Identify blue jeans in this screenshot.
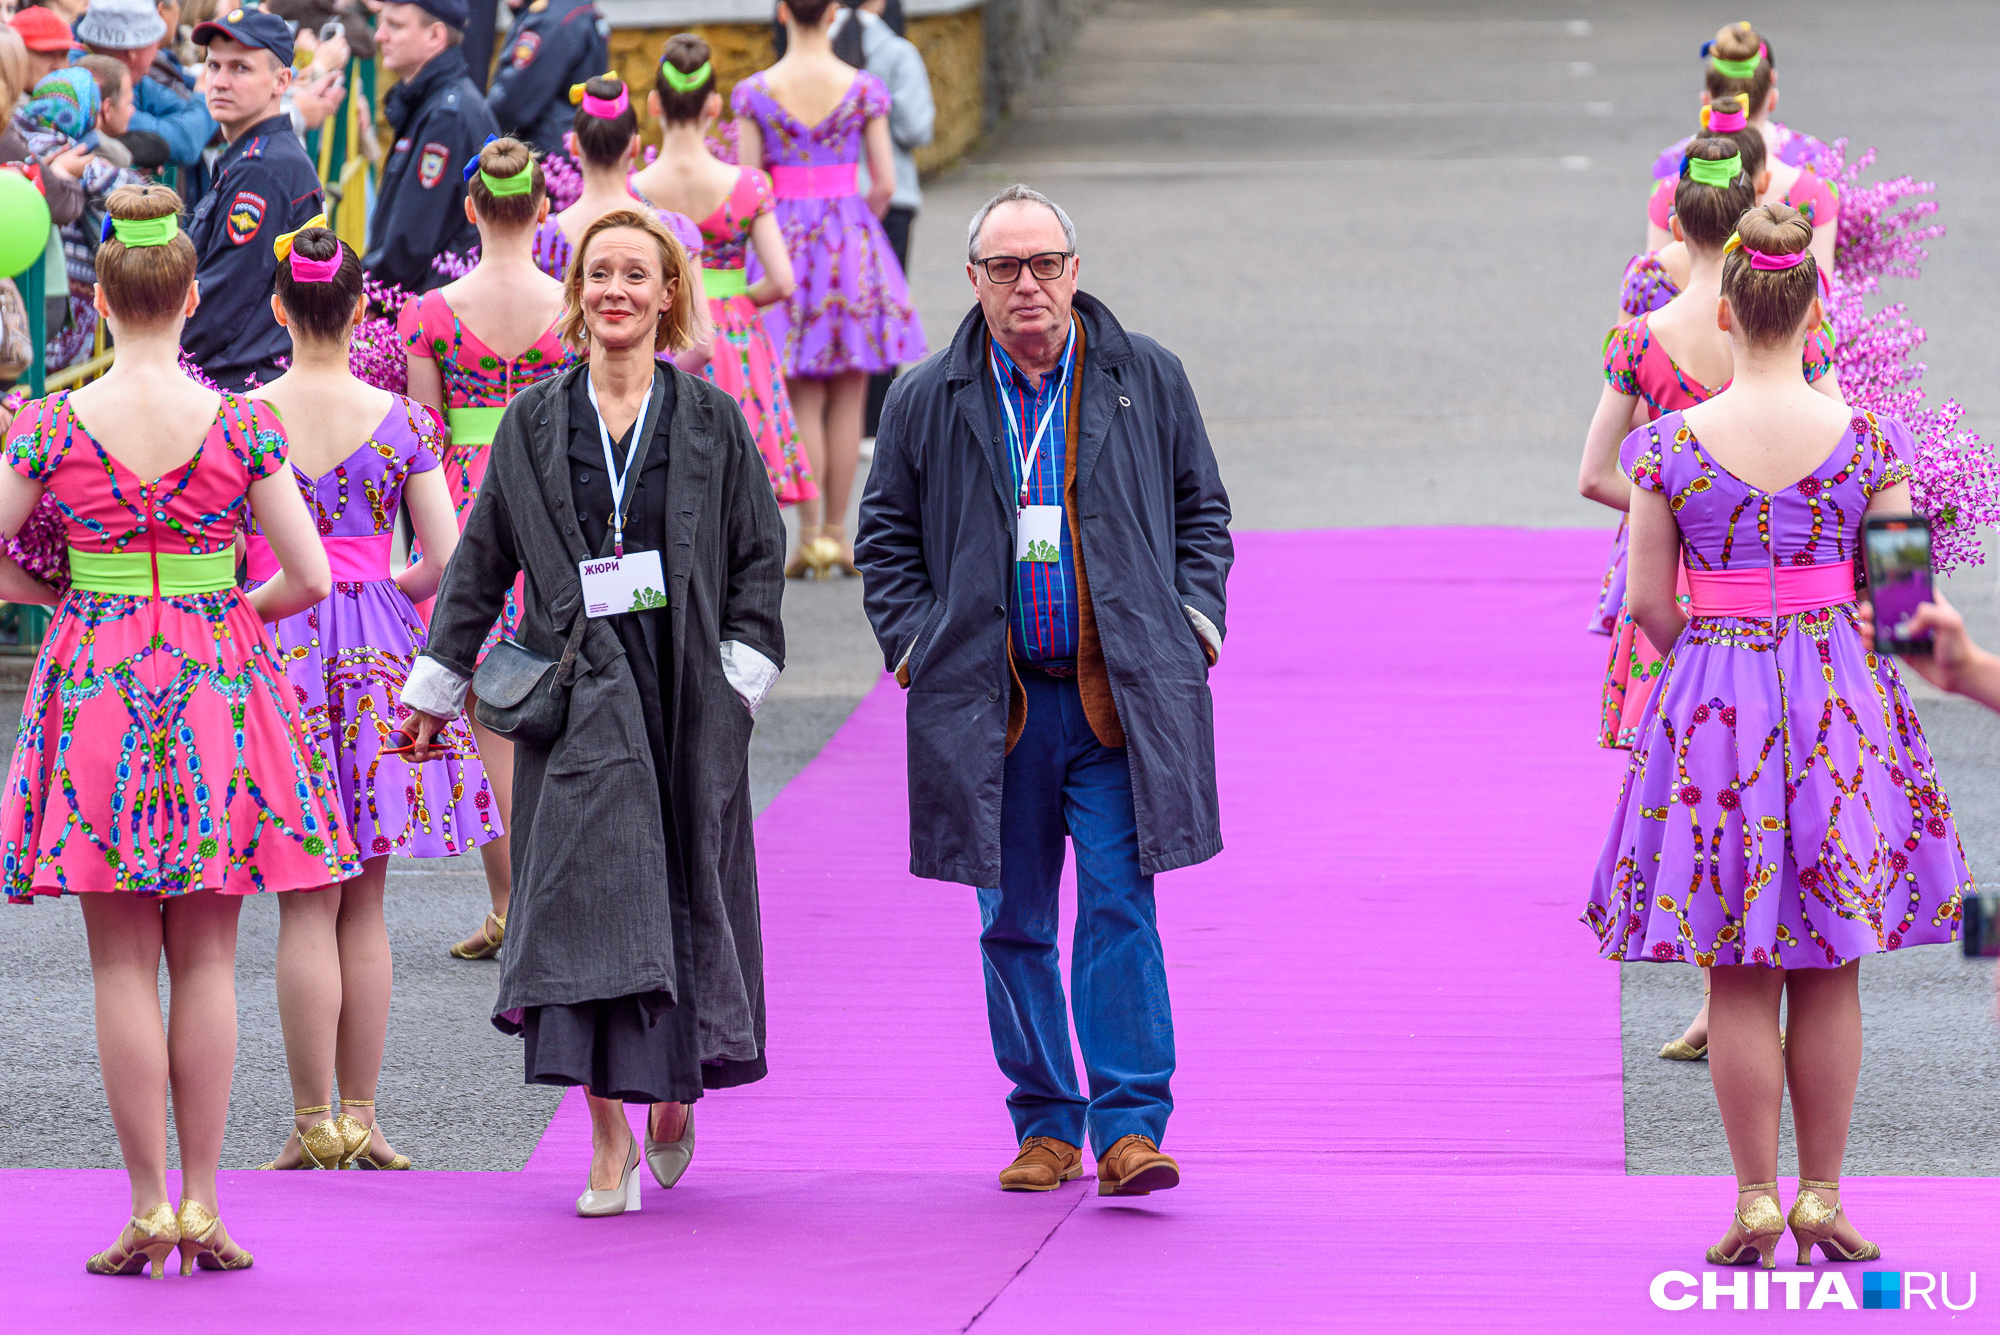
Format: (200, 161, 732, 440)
(979, 671, 1175, 1154)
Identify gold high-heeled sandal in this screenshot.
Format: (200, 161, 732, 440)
(448, 911, 506, 960)
(1706, 1181, 1784, 1269)
(1789, 1178, 1880, 1264)
(820, 523, 859, 577)
(256, 1104, 348, 1170)
(338, 1098, 412, 1170)
(174, 1201, 252, 1276)
(85, 1202, 179, 1278)
(786, 525, 821, 579)
(1660, 981, 1711, 1060)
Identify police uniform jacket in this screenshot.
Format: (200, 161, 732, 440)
(181, 113, 324, 391)
(366, 48, 498, 294)
(486, 0, 607, 157)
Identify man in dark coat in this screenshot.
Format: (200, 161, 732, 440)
(181, 10, 323, 390)
(364, 0, 497, 293)
(485, 0, 607, 156)
(856, 185, 1233, 1200)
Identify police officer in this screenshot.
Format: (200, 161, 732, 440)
(485, 0, 608, 156)
(365, 0, 498, 294)
(180, 9, 326, 391)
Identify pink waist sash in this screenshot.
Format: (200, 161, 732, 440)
(1686, 559, 1856, 618)
(246, 533, 393, 584)
(769, 163, 858, 198)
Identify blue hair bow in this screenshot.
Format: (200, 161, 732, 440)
(462, 134, 501, 184)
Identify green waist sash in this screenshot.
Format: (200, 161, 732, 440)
(447, 406, 508, 446)
(703, 266, 749, 300)
(69, 548, 237, 596)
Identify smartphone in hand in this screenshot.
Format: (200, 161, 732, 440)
(1862, 516, 1934, 655)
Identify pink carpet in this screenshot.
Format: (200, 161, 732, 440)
(5, 528, 1994, 1332)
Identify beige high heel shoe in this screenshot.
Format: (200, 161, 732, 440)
(819, 523, 858, 577)
(1660, 982, 1711, 1060)
(1789, 1178, 1880, 1263)
(1706, 1182, 1784, 1269)
(339, 1098, 412, 1170)
(257, 1104, 350, 1169)
(174, 1201, 253, 1275)
(577, 1132, 641, 1217)
(84, 1202, 179, 1278)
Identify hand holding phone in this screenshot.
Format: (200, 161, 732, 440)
(1862, 516, 1934, 656)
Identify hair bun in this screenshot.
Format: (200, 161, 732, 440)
(1736, 201, 1813, 257)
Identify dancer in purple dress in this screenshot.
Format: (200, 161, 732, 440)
(251, 222, 498, 1171)
(1585, 206, 1965, 1271)
(733, 0, 926, 576)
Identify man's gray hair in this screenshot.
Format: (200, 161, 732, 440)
(966, 184, 1076, 263)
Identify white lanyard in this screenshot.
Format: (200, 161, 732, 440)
(587, 371, 654, 557)
(992, 323, 1076, 509)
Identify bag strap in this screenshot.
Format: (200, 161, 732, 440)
(554, 606, 590, 685)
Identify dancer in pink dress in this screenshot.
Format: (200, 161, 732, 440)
(0, 184, 349, 1277)
(1586, 205, 1964, 1272)
(733, 0, 926, 576)
(401, 135, 574, 963)
(1581, 137, 1839, 750)
(253, 221, 500, 1171)
(632, 34, 814, 510)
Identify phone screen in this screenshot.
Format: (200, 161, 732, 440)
(1864, 518, 1934, 653)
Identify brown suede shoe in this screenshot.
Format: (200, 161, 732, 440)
(1096, 1135, 1180, 1196)
(999, 1136, 1083, 1192)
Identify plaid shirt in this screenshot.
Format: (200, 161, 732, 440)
(992, 325, 1079, 666)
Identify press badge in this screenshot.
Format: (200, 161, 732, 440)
(579, 549, 667, 617)
(1017, 504, 1064, 563)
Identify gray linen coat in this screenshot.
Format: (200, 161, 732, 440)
(421, 362, 784, 1066)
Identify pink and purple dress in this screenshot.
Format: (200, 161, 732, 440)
(1584, 410, 1967, 967)
(730, 70, 926, 377)
(1591, 314, 1836, 749)
(400, 290, 577, 652)
(530, 205, 703, 283)
(693, 168, 813, 505)
(248, 396, 500, 862)
(1, 392, 361, 900)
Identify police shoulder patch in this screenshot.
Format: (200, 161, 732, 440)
(418, 143, 450, 190)
(511, 31, 541, 67)
(226, 191, 266, 245)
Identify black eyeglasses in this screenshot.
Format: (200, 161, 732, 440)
(972, 251, 1073, 284)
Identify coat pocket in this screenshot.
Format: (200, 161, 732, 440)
(903, 598, 950, 684)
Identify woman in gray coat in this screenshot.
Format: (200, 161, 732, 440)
(398, 208, 786, 1216)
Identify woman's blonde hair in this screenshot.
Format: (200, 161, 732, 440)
(0, 28, 29, 110)
(560, 208, 700, 354)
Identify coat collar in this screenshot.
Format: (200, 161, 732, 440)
(385, 48, 469, 129)
(947, 291, 1132, 509)
(944, 288, 1133, 388)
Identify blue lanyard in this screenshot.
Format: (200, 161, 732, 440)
(991, 324, 1076, 509)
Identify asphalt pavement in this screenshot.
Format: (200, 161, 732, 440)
(2, 0, 1996, 1176)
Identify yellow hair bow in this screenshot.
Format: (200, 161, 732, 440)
(1723, 231, 1744, 254)
(569, 71, 623, 104)
(272, 213, 330, 261)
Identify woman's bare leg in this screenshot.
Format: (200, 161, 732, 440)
(332, 857, 399, 1160)
(586, 1093, 635, 1189)
(270, 884, 342, 1167)
(788, 376, 828, 534)
(1707, 963, 1787, 1249)
(159, 891, 245, 1211)
(456, 707, 513, 956)
(1784, 961, 1870, 1251)
(79, 893, 171, 1214)
(819, 369, 868, 552)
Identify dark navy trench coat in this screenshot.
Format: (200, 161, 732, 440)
(856, 291, 1233, 886)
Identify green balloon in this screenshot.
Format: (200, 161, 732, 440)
(0, 170, 53, 278)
